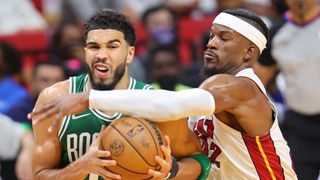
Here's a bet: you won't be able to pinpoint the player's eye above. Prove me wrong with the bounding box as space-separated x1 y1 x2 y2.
220 36 227 41
86 44 100 50
108 44 120 49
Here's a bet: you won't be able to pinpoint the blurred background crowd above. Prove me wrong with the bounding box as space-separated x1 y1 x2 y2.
0 0 319 179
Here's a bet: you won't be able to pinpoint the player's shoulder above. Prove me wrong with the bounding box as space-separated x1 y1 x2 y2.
37 80 70 103
200 74 239 89
200 73 259 99
202 73 257 88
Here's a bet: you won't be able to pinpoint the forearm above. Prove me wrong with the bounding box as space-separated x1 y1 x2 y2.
175 158 201 180
34 158 88 180
89 89 215 122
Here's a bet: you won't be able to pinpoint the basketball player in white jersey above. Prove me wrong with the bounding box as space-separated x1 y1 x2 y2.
30 9 298 179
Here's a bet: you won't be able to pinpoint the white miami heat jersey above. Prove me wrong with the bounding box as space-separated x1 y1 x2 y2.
189 68 297 180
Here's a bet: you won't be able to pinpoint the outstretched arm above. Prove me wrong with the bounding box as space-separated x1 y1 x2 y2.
89 74 273 136
29 88 215 130
89 88 215 121
29 73 271 136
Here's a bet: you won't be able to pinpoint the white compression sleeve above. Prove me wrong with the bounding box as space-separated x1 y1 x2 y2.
89 88 215 122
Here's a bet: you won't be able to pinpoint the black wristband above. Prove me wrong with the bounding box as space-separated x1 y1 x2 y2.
168 157 179 179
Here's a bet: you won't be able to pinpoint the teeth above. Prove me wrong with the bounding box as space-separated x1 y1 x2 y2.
96 65 108 71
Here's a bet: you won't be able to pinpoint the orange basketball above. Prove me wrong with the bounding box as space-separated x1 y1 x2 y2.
100 117 165 180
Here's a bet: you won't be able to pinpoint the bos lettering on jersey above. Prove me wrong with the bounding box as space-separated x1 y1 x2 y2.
67 132 99 162
193 117 221 168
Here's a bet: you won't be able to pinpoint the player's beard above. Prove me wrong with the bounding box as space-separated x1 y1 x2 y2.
201 50 221 77
201 64 238 77
201 64 219 77
88 62 126 90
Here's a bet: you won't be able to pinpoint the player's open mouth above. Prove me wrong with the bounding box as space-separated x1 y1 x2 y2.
94 63 110 77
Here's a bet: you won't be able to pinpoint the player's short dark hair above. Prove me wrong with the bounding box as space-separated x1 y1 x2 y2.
84 9 136 46
223 8 269 41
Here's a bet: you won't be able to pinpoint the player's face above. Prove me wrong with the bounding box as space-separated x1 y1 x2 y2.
202 24 251 76
84 29 134 90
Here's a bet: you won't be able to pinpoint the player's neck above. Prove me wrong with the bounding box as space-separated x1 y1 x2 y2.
113 73 131 90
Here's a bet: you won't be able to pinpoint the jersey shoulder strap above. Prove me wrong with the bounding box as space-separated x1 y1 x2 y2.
69 74 89 94
129 77 153 90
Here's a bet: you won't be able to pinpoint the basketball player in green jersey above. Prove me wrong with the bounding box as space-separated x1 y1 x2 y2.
31 9 206 180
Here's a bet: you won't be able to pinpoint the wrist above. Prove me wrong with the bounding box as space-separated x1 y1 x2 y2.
185 154 211 180
164 157 179 179
74 155 91 176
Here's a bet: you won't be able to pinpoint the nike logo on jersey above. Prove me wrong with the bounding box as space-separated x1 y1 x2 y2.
71 113 91 120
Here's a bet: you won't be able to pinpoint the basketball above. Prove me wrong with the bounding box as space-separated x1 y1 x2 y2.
100 116 165 179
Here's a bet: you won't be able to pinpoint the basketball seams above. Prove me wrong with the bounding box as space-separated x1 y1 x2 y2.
106 159 153 179
143 176 154 180
110 162 152 176
110 124 156 168
134 118 162 158
101 117 164 178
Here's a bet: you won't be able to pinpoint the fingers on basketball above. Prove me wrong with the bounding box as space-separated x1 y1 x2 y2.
100 117 165 179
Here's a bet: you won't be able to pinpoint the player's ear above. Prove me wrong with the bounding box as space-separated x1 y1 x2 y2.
126 46 135 64
243 44 256 61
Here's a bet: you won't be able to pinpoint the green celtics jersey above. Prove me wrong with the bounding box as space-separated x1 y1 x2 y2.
58 74 152 178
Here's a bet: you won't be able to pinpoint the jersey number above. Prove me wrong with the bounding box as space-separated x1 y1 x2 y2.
194 118 221 167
